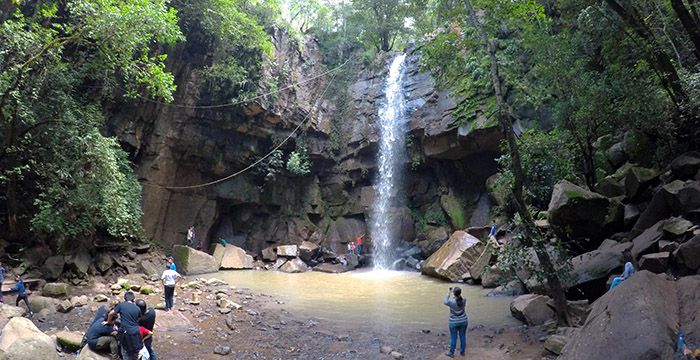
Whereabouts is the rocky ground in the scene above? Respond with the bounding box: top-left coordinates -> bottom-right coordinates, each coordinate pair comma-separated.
0,273 -> 549,360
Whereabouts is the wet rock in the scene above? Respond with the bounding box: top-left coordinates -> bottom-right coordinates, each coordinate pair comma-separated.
220,245 -> 254,270
261,246 -> 278,262
277,245 -> 299,258
3,337 -> 59,360
42,282 -> 69,298
213,345 -> 231,355
421,231 -> 483,282
675,235 -> 700,270
55,330 -> 83,351
298,241 -> 320,262
548,180 -> 612,243
559,271 -> 678,360
279,258 -> 309,273
639,252 -> 670,273
509,294 -> 555,326
544,334 -> 569,355
173,245 -> 219,275
0,317 -> 55,354
40,256 -> 65,281
77,344 -> 111,360
57,299 -> 74,313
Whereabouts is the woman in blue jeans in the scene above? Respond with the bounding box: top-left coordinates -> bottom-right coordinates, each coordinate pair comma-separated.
444,287 -> 468,357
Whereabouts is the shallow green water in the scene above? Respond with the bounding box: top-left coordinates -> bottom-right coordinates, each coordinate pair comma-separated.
204,269 -> 518,328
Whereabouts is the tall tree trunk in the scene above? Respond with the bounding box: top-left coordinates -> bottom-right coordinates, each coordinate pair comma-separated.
605,0 -> 688,107
670,0 -> 700,61
463,0 -> 570,326
3,113 -> 19,240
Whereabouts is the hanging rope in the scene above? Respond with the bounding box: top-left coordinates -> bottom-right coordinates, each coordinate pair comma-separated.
145,67 -> 341,190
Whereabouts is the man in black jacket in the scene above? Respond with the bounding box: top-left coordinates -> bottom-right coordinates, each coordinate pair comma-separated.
136,298 -> 157,360
106,292 -> 143,360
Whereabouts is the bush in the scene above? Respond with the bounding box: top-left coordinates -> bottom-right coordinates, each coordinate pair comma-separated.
286,148 -> 311,176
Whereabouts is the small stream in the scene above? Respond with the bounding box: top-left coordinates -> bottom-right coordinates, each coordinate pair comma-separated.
205,270 -> 518,329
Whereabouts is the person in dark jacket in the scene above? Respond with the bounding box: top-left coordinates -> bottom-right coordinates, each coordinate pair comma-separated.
11,275 -> 32,315
86,313 -> 118,359
136,299 -> 157,360
444,287 -> 468,357
106,292 -> 143,360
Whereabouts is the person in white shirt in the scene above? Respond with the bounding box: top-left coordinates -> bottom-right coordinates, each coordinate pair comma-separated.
161,265 -> 182,311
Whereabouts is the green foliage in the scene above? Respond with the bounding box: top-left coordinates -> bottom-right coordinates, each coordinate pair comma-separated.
286,148 -> 312,176
411,206 -> 448,233
493,129 -> 579,210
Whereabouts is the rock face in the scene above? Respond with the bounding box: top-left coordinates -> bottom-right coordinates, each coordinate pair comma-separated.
172,245 -> 219,275
509,294 -> 555,326
105,31 -> 501,260
559,271 -> 680,360
421,231 -> 483,282
220,245 -> 254,270
548,180 -> 614,244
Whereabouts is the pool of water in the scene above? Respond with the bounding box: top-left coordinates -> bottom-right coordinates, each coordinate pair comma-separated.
203,269 -> 518,329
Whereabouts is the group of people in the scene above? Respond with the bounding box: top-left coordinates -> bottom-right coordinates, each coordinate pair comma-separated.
346,234 -> 364,255
83,292 -> 157,360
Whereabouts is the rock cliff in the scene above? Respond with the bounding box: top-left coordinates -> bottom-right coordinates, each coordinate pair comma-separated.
106,32 -> 503,260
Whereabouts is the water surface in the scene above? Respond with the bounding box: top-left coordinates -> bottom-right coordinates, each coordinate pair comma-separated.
205,269 -> 518,329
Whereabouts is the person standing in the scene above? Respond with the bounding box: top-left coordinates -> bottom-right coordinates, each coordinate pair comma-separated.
444,287 -> 468,357
161,264 -> 181,311
106,292 -> 143,360
11,275 -> 32,315
186,226 -> 195,247
356,234 -> 364,255
136,299 -> 157,360
489,220 -> 497,238
0,262 -> 6,303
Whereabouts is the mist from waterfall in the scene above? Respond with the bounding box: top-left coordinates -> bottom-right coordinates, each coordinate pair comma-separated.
370,53 -> 408,270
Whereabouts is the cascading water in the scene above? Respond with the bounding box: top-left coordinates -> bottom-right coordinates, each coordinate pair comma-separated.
370,53 -> 408,270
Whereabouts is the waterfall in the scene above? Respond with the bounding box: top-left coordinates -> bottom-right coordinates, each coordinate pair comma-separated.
371,53 -> 408,270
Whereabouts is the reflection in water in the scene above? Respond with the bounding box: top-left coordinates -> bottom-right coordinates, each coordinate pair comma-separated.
205,270 -> 517,328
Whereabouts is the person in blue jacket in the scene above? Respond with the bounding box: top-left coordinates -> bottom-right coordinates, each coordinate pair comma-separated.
11,275 -> 32,315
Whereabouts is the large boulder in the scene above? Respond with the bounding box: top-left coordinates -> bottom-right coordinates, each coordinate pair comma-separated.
172,245 -> 219,275
2,337 -> 59,360
279,258 -> 309,273
663,180 -> 700,214
28,296 -> 59,314
639,252 -> 670,273
416,226 -> 450,258
261,246 -> 278,262
0,304 -> 25,330
631,220 -> 665,259
298,241 -> 320,262
42,282 -> 69,298
220,245 -> 254,270
421,231 -> 483,282
509,294 -> 555,326
559,271 -> 679,360
94,254 -> 113,274
469,238 -> 498,281
0,317 -> 55,354
548,180 -> 613,243
55,330 -> 83,351
670,151 -> 700,180
624,166 -> 658,200
211,243 -> 226,267
568,241 -> 632,298
276,245 -> 299,258
40,256 -> 65,281
65,251 -> 91,278
675,235 -> 700,270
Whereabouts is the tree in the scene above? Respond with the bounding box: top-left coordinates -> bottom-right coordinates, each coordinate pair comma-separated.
350,0 -> 424,52
0,0 -> 182,245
